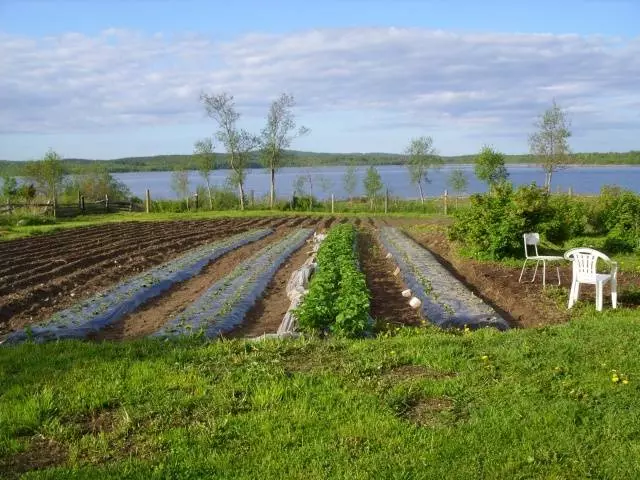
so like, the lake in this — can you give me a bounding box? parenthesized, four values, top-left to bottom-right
(113, 165, 640, 200)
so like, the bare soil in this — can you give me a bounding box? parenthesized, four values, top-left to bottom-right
(0, 217, 303, 335)
(93, 227, 294, 340)
(357, 227, 423, 327)
(0, 435, 67, 479)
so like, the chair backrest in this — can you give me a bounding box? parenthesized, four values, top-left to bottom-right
(523, 233, 540, 258)
(564, 248, 613, 283)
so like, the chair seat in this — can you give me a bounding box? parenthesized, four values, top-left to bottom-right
(529, 255, 565, 261)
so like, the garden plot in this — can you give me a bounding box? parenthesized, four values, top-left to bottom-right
(154, 228, 314, 338)
(1, 229, 272, 344)
(379, 227, 508, 331)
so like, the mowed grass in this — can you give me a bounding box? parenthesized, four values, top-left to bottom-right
(2, 308, 640, 478)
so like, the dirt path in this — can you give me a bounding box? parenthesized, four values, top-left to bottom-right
(357, 227, 423, 327)
(93, 228, 294, 340)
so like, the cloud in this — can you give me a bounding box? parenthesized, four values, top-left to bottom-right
(1, 27, 639, 145)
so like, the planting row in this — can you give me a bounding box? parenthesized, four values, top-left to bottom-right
(296, 224, 372, 337)
(379, 227, 508, 331)
(2, 229, 273, 344)
(154, 228, 314, 338)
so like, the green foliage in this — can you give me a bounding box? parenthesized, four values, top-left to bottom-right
(474, 145, 509, 188)
(447, 168, 468, 195)
(62, 167, 132, 202)
(297, 224, 371, 337)
(450, 183, 589, 259)
(1, 175, 18, 199)
(590, 186, 640, 253)
(343, 163, 358, 200)
(404, 136, 443, 201)
(23, 149, 66, 201)
(363, 166, 383, 208)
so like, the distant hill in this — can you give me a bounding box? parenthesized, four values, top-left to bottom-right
(1, 150, 639, 176)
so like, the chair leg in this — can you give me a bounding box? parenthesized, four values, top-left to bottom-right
(556, 266, 561, 286)
(542, 261, 546, 289)
(596, 283, 603, 311)
(519, 260, 528, 283)
(611, 279, 617, 309)
(568, 281, 576, 308)
(531, 260, 540, 283)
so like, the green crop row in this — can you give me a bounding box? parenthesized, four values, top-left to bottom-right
(296, 224, 371, 337)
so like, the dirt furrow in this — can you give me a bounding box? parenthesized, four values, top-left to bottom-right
(357, 228, 423, 328)
(0, 223, 250, 294)
(226, 223, 320, 339)
(93, 228, 294, 340)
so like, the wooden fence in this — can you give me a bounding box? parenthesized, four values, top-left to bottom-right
(0, 195, 142, 218)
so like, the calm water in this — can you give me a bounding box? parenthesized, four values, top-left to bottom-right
(113, 165, 640, 200)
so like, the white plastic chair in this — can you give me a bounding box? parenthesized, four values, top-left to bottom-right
(518, 233, 564, 288)
(564, 248, 617, 311)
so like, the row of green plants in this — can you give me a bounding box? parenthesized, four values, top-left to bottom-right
(296, 224, 371, 337)
(450, 183, 640, 260)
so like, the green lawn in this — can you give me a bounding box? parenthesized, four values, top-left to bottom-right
(2, 307, 640, 479)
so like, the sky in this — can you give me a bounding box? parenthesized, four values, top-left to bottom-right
(1, 0, 639, 160)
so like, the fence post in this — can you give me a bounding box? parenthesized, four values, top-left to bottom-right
(6, 198, 11, 215)
(443, 189, 448, 216)
(81, 195, 85, 213)
(194, 192, 199, 210)
(105, 194, 109, 213)
(77, 190, 81, 209)
(129, 197, 133, 212)
(53, 197, 57, 218)
(331, 193, 334, 214)
(250, 190, 255, 208)
(384, 189, 389, 214)
(145, 189, 151, 213)
(568, 187, 573, 197)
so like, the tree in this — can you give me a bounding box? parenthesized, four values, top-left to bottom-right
(65, 167, 131, 201)
(447, 168, 468, 207)
(260, 93, 309, 208)
(529, 100, 572, 191)
(363, 166, 383, 210)
(194, 137, 216, 209)
(200, 92, 259, 210)
(474, 145, 509, 190)
(171, 170, 190, 208)
(1, 175, 18, 200)
(343, 163, 357, 204)
(404, 136, 442, 204)
(24, 149, 65, 202)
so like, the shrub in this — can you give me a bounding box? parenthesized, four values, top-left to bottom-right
(450, 183, 589, 259)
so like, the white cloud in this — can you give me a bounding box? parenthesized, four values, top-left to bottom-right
(1, 27, 639, 146)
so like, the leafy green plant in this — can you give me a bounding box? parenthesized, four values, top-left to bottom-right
(296, 224, 371, 337)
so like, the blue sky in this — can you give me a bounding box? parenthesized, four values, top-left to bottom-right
(1, 0, 639, 160)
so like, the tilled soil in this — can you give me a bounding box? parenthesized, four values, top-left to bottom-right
(357, 227, 423, 327)
(93, 227, 295, 340)
(405, 228, 571, 328)
(0, 217, 304, 335)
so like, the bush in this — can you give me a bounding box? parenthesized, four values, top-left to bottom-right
(588, 186, 640, 252)
(450, 183, 589, 259)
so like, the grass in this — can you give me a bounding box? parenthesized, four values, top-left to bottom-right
(2, 308, 640, 479)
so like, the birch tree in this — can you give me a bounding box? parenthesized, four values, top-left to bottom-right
(528, 100, 572, 191)
(404, 136, 442, 204)
(200, 92, 258, 210)
(194, 137, 216, 209)
(260, 93, 309, 208)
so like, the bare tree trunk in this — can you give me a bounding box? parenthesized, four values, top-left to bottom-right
(270, 167, 275, 209)
(206, 178, 213, 210)
(238, 183, 245, 210)
(418, 182, 425, 205)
